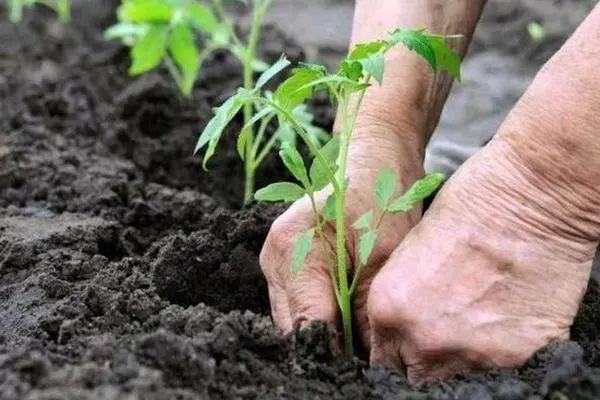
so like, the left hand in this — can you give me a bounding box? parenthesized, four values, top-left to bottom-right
(366, 137, 597, 382)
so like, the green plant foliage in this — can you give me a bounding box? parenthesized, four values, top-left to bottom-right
(105, 0, 270, 97)
(254, 182, 305, 202)
(200, 26, 461, 354)
(388, 172, 445, 213)
(292, 228, 315, 276)
(8, 0, 71, 22)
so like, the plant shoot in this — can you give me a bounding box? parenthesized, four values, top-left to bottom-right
(197, 27, 462, 354)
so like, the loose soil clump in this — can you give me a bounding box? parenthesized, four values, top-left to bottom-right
(1, 1, 599, 399)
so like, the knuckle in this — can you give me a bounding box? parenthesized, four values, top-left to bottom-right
(368, 272, 412, 330)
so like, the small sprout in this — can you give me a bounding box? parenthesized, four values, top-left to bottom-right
(202, 26, 462, 354)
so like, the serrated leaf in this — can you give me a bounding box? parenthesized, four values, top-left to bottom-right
(129, 25, 169, 75)
(168, 24, 199, 96)
(322, 193, 337, 222)
(255, 56, 291, 89)
(185, 2, 218, 34)
(375, 168, 397, 209)
(358, 230, 377, 266)
(120, 0, 173, 23)
(195, 90, 253, 168)
(353, 210, 373, 230)
(388, 28, 437, 71)
(388, 172, 445, 213)
(428, 37, 462, 81)
(279, 142, 309, 187)
(254, 182, 305, 202)
(291, 228, 315, 277)
(274, 65, 327, 110)
(309, 136, 340, 191)
(348, 41, 387, 60)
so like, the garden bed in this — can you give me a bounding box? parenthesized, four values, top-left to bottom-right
(0, 1, 599, 399)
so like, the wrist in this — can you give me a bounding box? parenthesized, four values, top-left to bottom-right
(344, 111, 426, 188)
(495, 123, 600, 244)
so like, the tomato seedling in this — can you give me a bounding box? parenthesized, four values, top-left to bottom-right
(105, 0, 272, 97)
(198, 27, 462, 354)
(8, 0, 70, 22)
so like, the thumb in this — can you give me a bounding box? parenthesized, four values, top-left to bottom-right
(260, 205, 339, 335)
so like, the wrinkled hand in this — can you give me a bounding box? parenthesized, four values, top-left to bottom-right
(368, 137, 597, 381)
(260, 121, 424, 347)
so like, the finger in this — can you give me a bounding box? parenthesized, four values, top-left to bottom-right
(266, 280, 293, 334)
(370, 326, 409, 381)
(287, 235, 339, 329)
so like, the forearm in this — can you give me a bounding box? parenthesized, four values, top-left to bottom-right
(350, 0, 487, 155)
(496, 3, 600, 242)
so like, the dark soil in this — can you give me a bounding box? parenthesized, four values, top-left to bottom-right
(0, 1, 599, 399)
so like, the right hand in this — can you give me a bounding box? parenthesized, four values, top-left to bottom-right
(260, 118, 425, 348)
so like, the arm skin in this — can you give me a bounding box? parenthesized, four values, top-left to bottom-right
(497, 4, 600, 242)
(350, 0, 487, 155)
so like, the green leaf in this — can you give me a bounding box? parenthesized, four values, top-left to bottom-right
(104, 22, 148, 40)
(309, 136, 340, 191)
(348, 41, 387, 60)
(358, 230, 378, 266)
(388, 172, 445, 213)
(119, 0, 173, 23)
(129, 25, 169, 75)
(353, 210, 373, 230)
(340, 60, 363, 81)
(428, 37, 462, 81)
(185, 2, 218, 34)
(322, 193, 337, 222)
(292, 228, 315, 276)
(388, 28, 437, 71)
(168, 24, 199, 96)
(359, 53, 386, 84)
(255, 56, 291, 89)
(345, 41, 388, 84)
(254, 182, 306, 202)
(274, 65, 328, 109)
(279, 142, 310, 187)
(375, 168, 397, 209)
(195, 89, 253, 168)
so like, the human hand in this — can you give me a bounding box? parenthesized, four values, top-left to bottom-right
(367, 137, 598, 381)
(260, 117, 425, 348)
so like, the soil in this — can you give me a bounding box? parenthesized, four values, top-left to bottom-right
(1, 1, 599, 399)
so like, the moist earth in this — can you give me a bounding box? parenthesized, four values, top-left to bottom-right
(0, 1, 599, 399)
